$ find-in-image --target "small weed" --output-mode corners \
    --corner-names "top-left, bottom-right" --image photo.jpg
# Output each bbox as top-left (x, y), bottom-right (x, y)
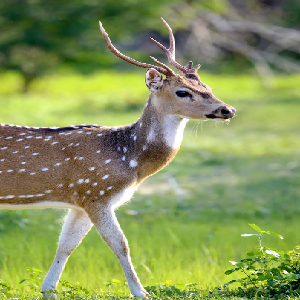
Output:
top-left (0, 279), bottom-right (14, 298)
top-left (19, 267), bottom-right (43, 291)
top-left (224, 224), bottom-right (300, 298)
top-left (60, 280), bottom-right (92, 298)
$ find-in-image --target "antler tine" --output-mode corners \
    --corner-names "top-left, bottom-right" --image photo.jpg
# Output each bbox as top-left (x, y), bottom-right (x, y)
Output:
top-left (99, 21), bottom-right (173, 76)
top-left (150, 18), bottom-right (187, 73)
top-left (149, 56), bottom-right (175, 75)
top-left (161, 18), bottom-right (175, 60)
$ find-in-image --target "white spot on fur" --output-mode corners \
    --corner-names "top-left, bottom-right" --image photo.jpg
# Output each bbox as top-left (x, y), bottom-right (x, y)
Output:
top-left (51, 142), bottom-right (58, 145)
top-left (99, 190), bottom-right (104, 195)
top-left (16, 138), bottom-right (23, 141)
top-left (19, 169), bottom-right (25, 172)
top-left (89, 167), bottom-right (95, 171)
top-left (12, 151), bottom-right (18, 154)
top-left (57, 184), bottom-right (63, 188)
top-left (129, 160), bottom-right (138, 168)
top-left (24, 146), bottom-right (30, 149)
top-left (85, 179), bottom-right (90, 183)
top-left (30, 172), bottom-right (36, 175)
top-left (107, 186), bottom-right (112, 190)
top-left (65, 158), bottom-right (70, 161)
top-left (123, 147), bottom-right (127, 153)
top-left (32, 153), bottom-right (39, 155)
top-left (122, 156), bottom-right (126, 161)
top-left (93, 182), bottom-right (97, 186)
top-left (105, 159), bottom-right (111, 164)
top-left (78, 179), bottom-right (84, 184)
top-left (55, 163), bottom-right (61, 166)
top-left (1, 147), bottom-right (7, 150)
top-left (102, 175), bottom-right (109, 180)
top-left (96, 150), bottom-right (100, 153)
top-left (142, 145), bottom-right (147, 151)
top-left (41, 168), bottom-right (48, 171)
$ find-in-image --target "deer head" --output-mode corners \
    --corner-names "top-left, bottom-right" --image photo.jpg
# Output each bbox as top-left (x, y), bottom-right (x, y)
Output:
top-left (99, 18), bottom-right (236, 121)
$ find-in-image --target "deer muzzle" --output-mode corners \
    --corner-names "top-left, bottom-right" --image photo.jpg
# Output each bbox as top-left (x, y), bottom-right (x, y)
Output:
top-left (205, 106), bottom-right (236, 120)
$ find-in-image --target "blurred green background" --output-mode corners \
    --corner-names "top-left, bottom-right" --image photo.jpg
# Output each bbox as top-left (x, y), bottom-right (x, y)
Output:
top-left (0, 0), bottom-right (300, 298)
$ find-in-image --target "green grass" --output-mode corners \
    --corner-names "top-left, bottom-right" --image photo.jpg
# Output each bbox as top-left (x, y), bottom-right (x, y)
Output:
top-left (0, 71), bottom-right (300, 299)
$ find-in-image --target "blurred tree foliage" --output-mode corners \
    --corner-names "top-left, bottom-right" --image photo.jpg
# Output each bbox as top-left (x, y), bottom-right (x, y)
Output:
top-left (0, 0), bottom-right (174, 92)
top-left (0, 0), bottom-right (299, 92)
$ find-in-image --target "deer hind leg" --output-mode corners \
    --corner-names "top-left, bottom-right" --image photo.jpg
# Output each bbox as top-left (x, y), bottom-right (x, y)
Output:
top-left (42, 208), bottom-right (93, 297)
top-left (87, 207), bottom-right (150, 299)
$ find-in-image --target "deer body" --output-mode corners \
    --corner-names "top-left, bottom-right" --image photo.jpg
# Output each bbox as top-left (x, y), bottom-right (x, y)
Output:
top-left (0, 19), bottom-right (235, 299)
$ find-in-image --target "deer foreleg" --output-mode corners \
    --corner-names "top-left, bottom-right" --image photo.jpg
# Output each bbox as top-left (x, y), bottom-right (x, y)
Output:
top-left (89, 207), bottom-right (149, 299)
top-left (42, 208), bottom-right (93, 296)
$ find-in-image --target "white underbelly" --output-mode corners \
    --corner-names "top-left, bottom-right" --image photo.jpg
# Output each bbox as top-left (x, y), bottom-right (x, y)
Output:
top-left (0, 201), bottom-right (82, 210)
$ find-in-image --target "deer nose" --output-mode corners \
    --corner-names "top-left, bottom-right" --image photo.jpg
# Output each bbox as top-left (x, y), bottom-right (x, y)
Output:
top-left (220, 106), bottom-right (235, 118)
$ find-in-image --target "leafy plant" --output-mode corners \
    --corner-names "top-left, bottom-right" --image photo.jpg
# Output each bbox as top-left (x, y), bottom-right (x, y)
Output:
top-left (145, 280), bottom-right (200, 298)
top-left (0, 279), bottom-right (14, 298)
top-left (19, 267), bottom-right (43, 291)
top-left (60, 280), bottom-right (91, 299)
top-left (224, 224), bottom-right (300, 298)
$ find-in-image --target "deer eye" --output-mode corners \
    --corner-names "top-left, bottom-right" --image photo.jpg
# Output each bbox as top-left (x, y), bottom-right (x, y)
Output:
top-left (176, 91), bottom-right (192, 98)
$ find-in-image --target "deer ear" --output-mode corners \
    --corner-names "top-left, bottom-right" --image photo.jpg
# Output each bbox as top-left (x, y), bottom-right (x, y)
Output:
top-left (145, 68), bottom-right (163, 93)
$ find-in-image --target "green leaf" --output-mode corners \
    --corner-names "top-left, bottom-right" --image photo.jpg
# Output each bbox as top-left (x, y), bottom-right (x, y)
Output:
top-left (112, 279), bottom-right (123, 284)
top-left (249, 224), bottom-right (262, 232)
top-left (225, 269), bottom-right (235, 275)
top-left (266, 231), bottom-right (284, 239)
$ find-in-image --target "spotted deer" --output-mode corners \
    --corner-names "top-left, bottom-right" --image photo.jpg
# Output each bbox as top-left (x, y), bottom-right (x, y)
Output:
top-left (0, 18), bottom-right (235, 298)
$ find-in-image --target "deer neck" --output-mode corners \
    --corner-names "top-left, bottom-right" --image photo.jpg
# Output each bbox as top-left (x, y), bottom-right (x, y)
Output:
top-left (132, 95), bottom-right (188, 183)
top-left (141, 95), bottom-right (188, 149)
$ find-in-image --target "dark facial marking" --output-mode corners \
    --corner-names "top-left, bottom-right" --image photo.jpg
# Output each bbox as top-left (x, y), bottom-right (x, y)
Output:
top-left (199, 92), bottom-right (210, 99)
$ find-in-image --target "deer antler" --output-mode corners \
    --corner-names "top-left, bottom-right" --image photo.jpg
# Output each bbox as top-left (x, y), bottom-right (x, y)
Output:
top-left (99, 21), bottom-right (175, 77)
top-left (150, 18), bottom-right (201, 74)
top-left (99, 19), bottom-right (201, 76)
